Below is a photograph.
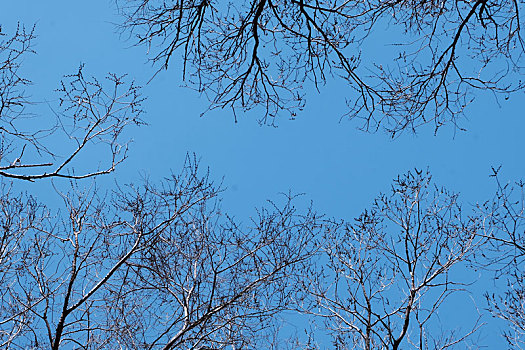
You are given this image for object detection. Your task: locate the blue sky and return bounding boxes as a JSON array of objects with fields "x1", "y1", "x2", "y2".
[{"x1": 2, "y1": 1, "x2": 524, "y2": 347}]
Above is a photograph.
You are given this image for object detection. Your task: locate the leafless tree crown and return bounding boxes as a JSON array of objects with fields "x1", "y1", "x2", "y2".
[
  {"x1": 118, "y1": 0, "x2": 524, "y2": 133},
  {"x1": 0, "y1": 25, "x2": 144, "y2": 181},
  {"x1": 480, "y1": 168, "x2": 525, "y2": 349},
  {"x1": 301, "y1": 170, "x2": 484, "y2": 349},
  {"x1": 0, "y1": 157, "x2": 323, "y2": 349}
]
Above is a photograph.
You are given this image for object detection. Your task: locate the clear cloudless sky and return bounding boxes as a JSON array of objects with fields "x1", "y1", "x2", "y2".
[{"x1": 2, "y1": 1, "x2": 524, "y2": 347}]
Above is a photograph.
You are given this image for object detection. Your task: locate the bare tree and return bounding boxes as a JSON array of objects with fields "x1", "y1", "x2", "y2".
[
  {"x1": 0, "y1": 184, "x2": 50, "y2": 347},
  {"x1": 116, "y1": 0, "x2": 524, "y2": 133},
  {"x1": 0, "y1": 25, "x2": 144, "y2": 181},
  {"x1": 105, "y1": 186, "x2": 321, "y2": 349},
  {"x1": 0, "y1": 157, "x2": 322, "y2": 349},
  {"x1": 480, "y1": 168, "x2": 525, "y2": 349},
  {"x1": 300, "y1": 170, "x2": 484, "y2": 349}
]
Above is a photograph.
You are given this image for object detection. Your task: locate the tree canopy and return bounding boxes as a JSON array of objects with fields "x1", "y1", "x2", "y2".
[
  {"x1": 118, "y1": 0, "x2": 524, "y2": 134},
  {"x1": 0, "y1": 1, "x2": 524, "y2": 349}
]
